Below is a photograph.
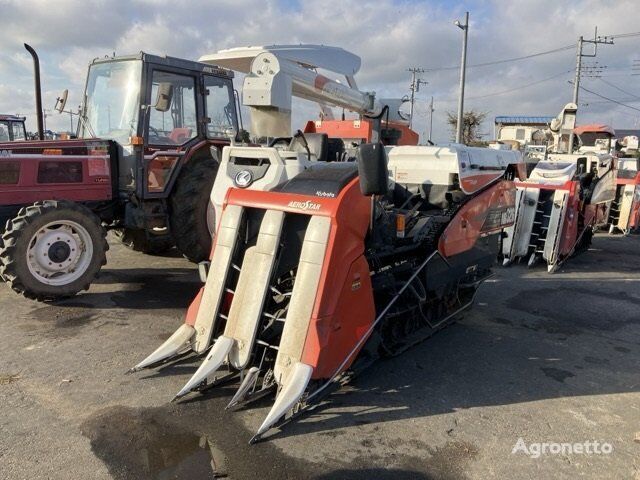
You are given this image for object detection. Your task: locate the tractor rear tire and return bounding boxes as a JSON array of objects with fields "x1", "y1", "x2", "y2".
[
  {"x1": 114, "y1": 228, "x2": 174, "y2": 255},
  {"x1": 169, "y1": 156, "x2": 218, "y2": 263},
  {"x1": 0, "y1": 200, "x2": 108, "y2": 301}
]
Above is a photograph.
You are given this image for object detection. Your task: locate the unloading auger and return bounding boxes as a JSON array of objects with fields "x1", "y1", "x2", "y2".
[{"x1": 132, "y1": 143, "x2": 524, "y2": 442}]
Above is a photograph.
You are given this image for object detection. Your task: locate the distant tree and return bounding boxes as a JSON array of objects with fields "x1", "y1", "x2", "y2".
[{"x1": 446, "y1": 110, "x2": 487, "y2": 144}]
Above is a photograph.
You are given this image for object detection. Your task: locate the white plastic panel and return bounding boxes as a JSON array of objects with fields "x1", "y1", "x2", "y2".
[
  {"x1": 274, "y1": 216, "x2": 331, "y2": 386},
  {"x1": 226, "y1": 210, "x2": 285, "y2": 369},
  {"x1": 193, "y1": 204, "x2": 244, "y2": 353},
  {"x1": 513, "y1": 188, "x2": 541, "y2": 258},
  {"x1": 589, "y1": 168, "x2": 616, "y2": 205},
  {"x1": 503, "y1": 187, "x2": 540, "y2": 259},
  {"x1": 617, "y1": 184, "x2": 635, "y2": 230},
  {"x1": 387, "y1": 144, "x2": 521, "y2": 194},
  {"x1": 543, "y1": 191, "x2": 569, "y2": 264},
  {"x1": 209, "y1": 145, "x2": 315, "y2": 234}
]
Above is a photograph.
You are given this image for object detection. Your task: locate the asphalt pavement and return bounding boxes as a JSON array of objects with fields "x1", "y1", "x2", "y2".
[{"x1": 0, "y1": 233, "x2": 638, "y2": 479}]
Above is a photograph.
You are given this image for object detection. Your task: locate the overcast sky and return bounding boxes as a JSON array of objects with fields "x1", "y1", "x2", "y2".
[{"x1": 1, "y1": 0, "x2": 639, "y2": 142}]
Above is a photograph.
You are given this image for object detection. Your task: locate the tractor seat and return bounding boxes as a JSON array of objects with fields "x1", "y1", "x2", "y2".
[
  {"x1": 169, "y1": 128, "x2": 193, "y2": 144},
  {"x1": 289, "y1": 133, "x2": 329, "y2": 162}
]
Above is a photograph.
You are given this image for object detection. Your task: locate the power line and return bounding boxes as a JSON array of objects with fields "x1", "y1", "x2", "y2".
[
  {"x1": 467, "y1": 70, "x2": 572, "y2": 100},
  {"x1": 422, "y1": 30, "x2": 640, "y2": 74},
  {"x1": 598, "y1": 78, "x2": 640, "y2": 100},
  {"x1": 423, "y1": 44, "x2": 575, "y2": 72},
  {"x1": 608, "y1": 30, "x2": 640, "y2": 39},
  {"x1": 578, "y1": 84, "x2": 640, "y2": 112}
]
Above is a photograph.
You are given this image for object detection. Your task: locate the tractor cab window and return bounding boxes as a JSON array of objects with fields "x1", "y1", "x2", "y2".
[
  {"x1": 148, "y1": 71, "x2": 198, "y2": 145},
  {"x1": 11, "y1": 122, "x2": 26, "y2": 141},
  {"x1": 81, "y1": 60, "x2": 143, "y2": 144},
  {"x1": 204, "y1": 75, "x2": 237, "y2": 138},
  {"x1": 0, "y1": 122, "x2": 9, "y2": 142}
]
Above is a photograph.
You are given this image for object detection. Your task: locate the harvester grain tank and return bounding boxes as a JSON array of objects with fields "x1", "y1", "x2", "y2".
[{"x1": 133, "y1": 143, "x2": 525, "y2": 442}]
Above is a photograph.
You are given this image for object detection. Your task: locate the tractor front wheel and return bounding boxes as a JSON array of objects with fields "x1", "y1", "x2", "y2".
[
  {"x1": 0, "y1": 200, "x2": 108, "y2": 301},
  {"x1": 169, "y1": 156, "x2": 218, "y2": 263}
]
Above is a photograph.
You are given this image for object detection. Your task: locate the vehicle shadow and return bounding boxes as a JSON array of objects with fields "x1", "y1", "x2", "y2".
[
  {"x1": 267, "y1": 272, "x2": 640, "y2": 442},
  {"x1": 315, "y1": 468, "x2": 431, "y2": 480},
  {"x1": 51, "y1": 267, "x2": 201, "y2": 310}
]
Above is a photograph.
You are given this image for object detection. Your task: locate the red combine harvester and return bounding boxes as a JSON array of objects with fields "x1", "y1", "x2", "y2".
[
  {"x1": 502, "y1": 121, "x2": 617, "y2": 272},
  {"x1": 0, "y1": 49, "x2": 239, "y2": 300},
  {"x1": 0, "y1": 115, "x2": 27, "y2": 142},
  {"x1": 133, "y1": 143, "x2": 524, "y2": 442}
]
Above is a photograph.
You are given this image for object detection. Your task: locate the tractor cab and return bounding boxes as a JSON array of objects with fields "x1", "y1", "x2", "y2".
[
  {"x1": 78, "y1": 53, "x2": 238, "y2": 197},
  {"x1": 0, "y1": 115, "x2": 27, "y2": 142}
]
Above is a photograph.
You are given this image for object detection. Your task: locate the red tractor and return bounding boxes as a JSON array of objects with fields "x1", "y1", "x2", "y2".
[{"x1": 0, "y1": 50, "x2": 240, "y2": 300}]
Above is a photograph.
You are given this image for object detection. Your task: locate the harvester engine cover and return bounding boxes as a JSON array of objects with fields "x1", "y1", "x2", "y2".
[{"x1": 133, "y1": 144, "x2": 524, "y2": 442}]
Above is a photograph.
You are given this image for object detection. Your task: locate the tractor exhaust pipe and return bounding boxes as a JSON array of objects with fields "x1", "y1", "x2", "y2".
[{"x1": 24, "y1": 43, "x2": 44, "y2": 140}]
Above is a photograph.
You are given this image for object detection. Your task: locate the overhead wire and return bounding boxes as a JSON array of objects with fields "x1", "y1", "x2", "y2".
[
  {"x1": 422, "y1": 30, "x2": 640, "y2": 73},
  {"x1": 423, "y1": 44, "x2": 575, "y2": 72},
  {"x1": 597, "y1": 78, "x2": 640, "y2": 100},
  {"x1": 466, "y1": 70, "x2": 573, "y2": 100},
  {"x1": 578, "y1": 84, "x2": 640, "y2": 112}
]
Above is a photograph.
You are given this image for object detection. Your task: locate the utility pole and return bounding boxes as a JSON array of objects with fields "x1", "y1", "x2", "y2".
[
  {"x1": 568, "y1": 28, "x2": 614, "y2": 152},
  {"x1": 407, "y1": 67, "x2": 426, "y2": 129},
  {"x1": 454, "y1": 11, "x2": 469, "y2": 144},
  {"x1": 427, "y1": 96, "x2": 434, "y2": 143}
]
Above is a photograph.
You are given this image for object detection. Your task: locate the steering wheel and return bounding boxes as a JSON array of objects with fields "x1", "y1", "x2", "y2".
[
  {"x1": 268, "y1": 137, "x2": 292, "y2": 148},
  {"x1": 148, "y1": 125, "x2": 162, "y2": 138}
]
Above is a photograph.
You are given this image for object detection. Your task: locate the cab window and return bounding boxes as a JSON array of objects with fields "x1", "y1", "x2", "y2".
[
  {"x1": 148, "y1": 71, "x2": 198, "y2": 145},
  {"x1": 11, "y1": 122, "x2": 26, "y2": 141},
  {"x1": 204, "y1": 76, "x2": 237, "y2": 138},
  {"x1": 0, "y1": 122, "x2": 9, "y2": 142}
]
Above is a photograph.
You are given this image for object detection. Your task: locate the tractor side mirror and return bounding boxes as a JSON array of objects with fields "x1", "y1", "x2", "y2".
[
  {"x1": 154, "y1": 83, "x2": 173, "y2": 112},
  {"x1": 357, "y1": 142, "x2": 388, "y2": 196},
  {"x1": 55, "y1": 89, "x2": 68, "y2": 113}
]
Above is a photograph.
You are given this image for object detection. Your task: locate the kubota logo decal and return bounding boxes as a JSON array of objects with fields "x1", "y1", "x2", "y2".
[{"x1": 287, "y1": 200, "x2": 322, "y2": 211}]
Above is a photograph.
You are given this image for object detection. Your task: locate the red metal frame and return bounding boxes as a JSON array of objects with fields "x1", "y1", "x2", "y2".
[{"x1": 0, "y1": 139, "x2": 113, "y2": 205}]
